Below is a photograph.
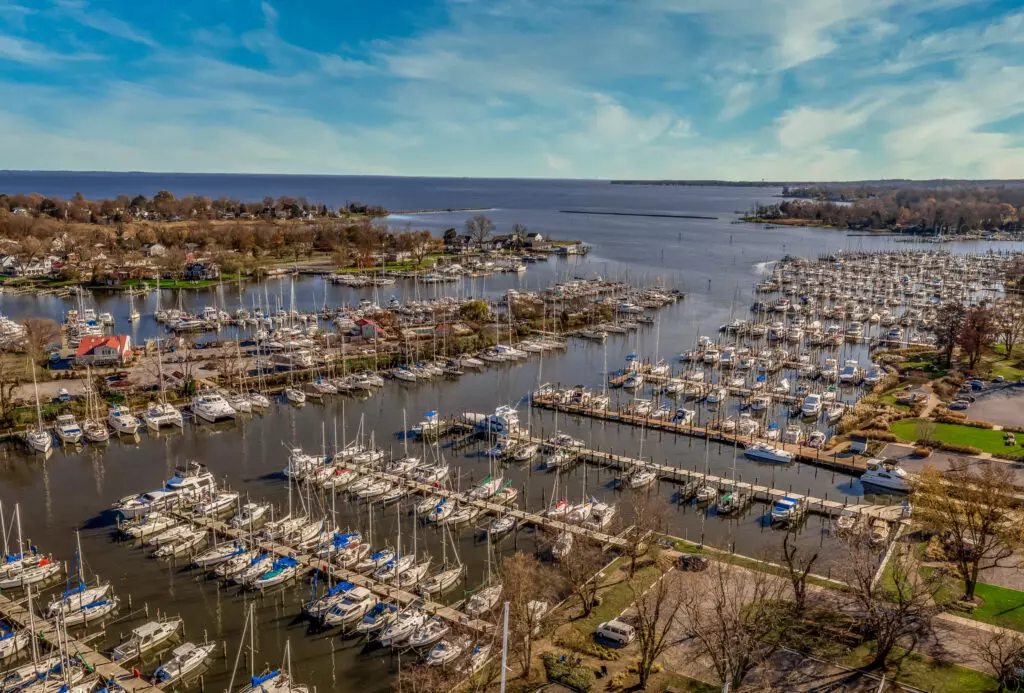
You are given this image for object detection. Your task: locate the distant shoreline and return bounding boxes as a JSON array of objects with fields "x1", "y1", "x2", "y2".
[
  {"x1": 389, "y1": 207, "x2": 493, "y2": 215},
  {"x1": 560, "y1": 209, "x2": 717, "y2": 220}
]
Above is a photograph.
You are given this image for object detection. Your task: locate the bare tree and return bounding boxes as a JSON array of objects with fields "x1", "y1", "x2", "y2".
[
  {"x1": 628, "y1": 554, "x2": 684, "y2": 689},
  {"x1": 912, "y1": 461, "x2": 1021, "y2": 601},
  {"x1": 393, "y1": 662, "x2": 459, "y2": 693},
  {"x1": 841, "y1": 536, "x2": 941, "y2": 668},
  {"x1": 501, "y1": 551, "x2": 555, "y2": 677},
  {"x1": 781, "y1": 532, "x2": 819, "y2": 618},
  {"x1": 622, "y1": 491, "x2": 668, "y2": 577},
  {"x1": 0, "y1": 355, "x2": 25, "y2": 423},
  {"x1": 558, "y1": 543, "x2": 607, "y2": 618},
  {"x1": 465, "y1": 215, "x2": 495, "y2": 248},
  {"x1": 20, "y1": 317, "x2": 60, "y2": 364},
  {"x1": 974, "y1": 628, "x2": 1024, "y2": 693},
  {"x1": 676, "y1": 561, "x2": 788, "y2": 690}
]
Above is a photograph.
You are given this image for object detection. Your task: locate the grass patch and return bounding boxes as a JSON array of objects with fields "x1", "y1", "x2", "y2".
[
  {"x1": 657, "y1": 673, "x2": 719, "y2": 693},
  {"x1": 922, "y1": 567, "x2": 1024, "y2": 632},
  {"x1": 669, "y1": 538, "x2": 846, "y2": 590},
  {"x1": 839, "y1": 644, "x2": 998, "y2": 692},
  {"x1": 570, "y1": 560, "x2": 660, "y2": 636},
  {"x1": 890, "y1": 419, "x2": 1024, "y2": 458}
]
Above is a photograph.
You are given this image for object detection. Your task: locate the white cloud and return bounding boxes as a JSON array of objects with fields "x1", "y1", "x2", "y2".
[
  {"x1": 721, "y1": 81, "x2": 756, "y2": 119},
  {"x1": 775, "y1": 106, "x2": 868, "y2": 149},
  {"x1": 0, "y1": 33, "x2": 96, "y2": 64},
  {"x1": 882, "y1": 11, "x2": 1024, "y2": 73}
]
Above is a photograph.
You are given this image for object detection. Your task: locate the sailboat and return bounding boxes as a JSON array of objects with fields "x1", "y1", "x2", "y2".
[
  {"x1": 420, "y1": 522, "x2": 463, "y2": 594},
  {"x1": 24, "y1": 361, "x2": 52, "y2": 454},
  {"x1": 128, "y1": 291, "x2": 140, "y2": 323},
  {"x1": 0, "y1": 503, "x2": 62, "y2": 589},
  {"x1": 80, "y1": 365, "x2": 109, "y2": 443},
  {"x1": 145, "y1": 338, "x2": 184, "y2": 430},
  {"x1": 465, "y1": 534, "x2": 502, "y2": 618},
  {"x1": 46, "y1": 530, "x2": 119, "y2": 626},
  {"x1": 233, "y1": 605, "x2": 309, "y2": 693}
]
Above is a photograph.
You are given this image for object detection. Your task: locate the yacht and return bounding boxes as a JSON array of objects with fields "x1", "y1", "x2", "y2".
[
  {"x1": 111, "y1": 618, "x2": 182, "y2": 661},
  {"x1": 743, "y1": 442, "x2": 795, "y2": 464},
  {"x1": 860, "y1": 459, "x2": 911, "y2": 492},
  {"x1": 144, "y1": 401, "x2": 184, "y2": 430},
  {"x1": 54, "y1": 414, "x2": 83, "y2": 445},
  {"x1": 770, "y1": 496, "x2": 806, "y2": 525},
  {"x1": 153, "y1": 642, "x2": 218, "y2": 685},
  {"x1": 108, "y1": 405, "x2": 141, "y2": 436},
  {"x1": 322, "y1": 585, "x2": 376, "y2": 627},
  {"x1": 839, "y1": 360, "x2": 861, "y2": 384},
  {"x1": 191, "y1": 391, "x2": 236, "y2": 423},
  {"x1": 800, "y1": 393, "x2": 822, "y2": 418}
]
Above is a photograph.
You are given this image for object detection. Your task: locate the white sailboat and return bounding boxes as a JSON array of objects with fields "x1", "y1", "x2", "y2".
[{"x1": 24, "y1": 362, "x2": 52, "y2": 454}]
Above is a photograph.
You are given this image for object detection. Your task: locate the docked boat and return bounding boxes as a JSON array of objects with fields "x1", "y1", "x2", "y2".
[
  {"x1": 145, "y1": 401, "x2": 184, "y2": 430},
  {"x1": 407, "y1": 617, "x2": 450, "y2": 648},
  {"x1": 354, "y1": 602, "x2": 399, "y2": 635},
  {"x1": 770, "y1": 496, "x2": 806, "y2": 525},
  {"x1": 153, "y1": 642, "x2": 217, "y2": 684},
  {"x1": 121, "y1": 512, "x2": 177, "y2": 540},
  {"x1": 426, "y1": 637, "x2": 470, "y2": 667},
  {"x1": 191, "y1": 391, "x2": 236, "y2": 423},
  {"x1": 54, "y1": 414, "x2": 83, "y2": 446},
  {"x1": 378, "y1": 608, "x2": 427, "y2": 647},
  {"x1": 743, "y1": 442, "x2": 795, "y2": 464},
  {"x1": 251, "y1": 556, "x2": 301, "y2": 590},
  {"x1": 152, "y1": 529, "x2": 207, "y2": 558},
  {"x1": 800, "y1": 393, "x2": 822, "y2": 418},
  {"x1": 111, "y1": 617, "x2": 182, "y2": 661},
  {"x1": 108, "y1": 405, "x2": 141, "y2": 436},
  {"x1": 193, "y1": 541, "x2": 248, "y2": 568},
  {"x1": 860, "y1": 459, "x2": 911, "y2": 492},
  {"x1": 627, "y1": 467, "x2": 657, "y2": 489},
  {"x1": 465, "y1": 584, "x2": 502, "y2": 618},
  {"x1": 322, "y1": 585, "x2": 376, "y2": 627},
  {"x1": 229, "y1": 502, "x2": 271, "y2": 529}
]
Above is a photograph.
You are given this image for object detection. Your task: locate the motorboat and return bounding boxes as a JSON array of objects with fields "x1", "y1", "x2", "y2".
[
  {"x1": 354, "y1": 602, "x2": 399, "y2": 635},
  {"x1": 800, "y1": 393, "x2": 822, "y2": 418},
  {"x1": 54, "y1": 414, "x2": 83, "y2": 445},
  {"x1": 121, "y1": 512, "x2": 177, "y2": 540},
  {"x1": 107, "y1": 405, "x2": 141, "y2": 436},
  {"x1": 152, "y1": 529, "x2": 207, "y2": 558},
  {"x1": 427, "y1": 637, "x2": 469, "y2": 667},
  {"x1": 154, "y1": 642, "x2": 218, "y2": 684},
  {"x1": 743, "y1": 442, "x2": 795, "y2": 464},
  {"x1": 112, "y1": 618, "x2": 182, "y2": 661},
  {"x1": 192, "y1": 391, "x2": 236, "y2": 423},
  {"x1": 860, "y1": 459, "x2": 911, "y2": 492},
  {"x1": 195, "y1": 491, "x2": 239, "y2": 516},
  {"x1": 378, "y1": 608, "x2": 427, "y2": 647},
  {"x1": 770, "y1": 496, "x2": 805, "y2": 525},
  {"x1": 322, "y1": 585, "x2": 376, "y2": 627}
]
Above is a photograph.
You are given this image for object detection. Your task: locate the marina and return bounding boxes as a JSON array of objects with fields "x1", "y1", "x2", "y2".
[{"x1": 2, "y1": 179, "x2": 1023, "y2": 693}]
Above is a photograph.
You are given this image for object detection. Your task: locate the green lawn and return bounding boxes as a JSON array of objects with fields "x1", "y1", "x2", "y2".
[
  {"x1": 840, "y1": 644, "x2": 998, "y2": 692},
  {"x1": 923, "y1": 568, "x2": 1024, "y2": 632},
  {"x1": 659, "y1": 673, "x2": 719, "y2": 693},
  {"x1": 570, "y1": 560, "x2": 660, "y2": 636},
  {"x1": 890, "y1": 419, "x2": 1024, "y2": 458}
]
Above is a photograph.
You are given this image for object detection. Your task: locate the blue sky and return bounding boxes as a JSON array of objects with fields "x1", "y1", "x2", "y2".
[{"x1": 1, "y1": 0, "x2": 1022, "y2": 179}]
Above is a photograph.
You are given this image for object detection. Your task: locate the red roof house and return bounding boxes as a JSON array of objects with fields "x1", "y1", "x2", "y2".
[{"x1": 74, "y1": 335, "x2": 132, "y2": 367}]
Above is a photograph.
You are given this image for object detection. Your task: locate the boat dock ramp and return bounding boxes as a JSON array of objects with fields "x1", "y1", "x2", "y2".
[{"x1": 0, "y1": 591, "x2": 165, "y2": 693}]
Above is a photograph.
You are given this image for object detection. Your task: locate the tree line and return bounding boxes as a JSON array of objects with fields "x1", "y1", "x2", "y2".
[
  {"x1": 0, "y1": 190, "x2": 388, "y2": 223},
  {"x1": 754, "y1": 185, "x2": 1024, "y2": 234}
]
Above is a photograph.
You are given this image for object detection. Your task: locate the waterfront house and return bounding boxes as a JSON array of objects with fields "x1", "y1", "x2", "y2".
[
  {"x1": 75, "y1": 335, "x2": 132, "y2": 367},
  {"x1": 185, "y1": 262, "x2": 221, "y2": 281},
  {"x1": 354, "y1": 318, "x2": 382, "y2": 340}
]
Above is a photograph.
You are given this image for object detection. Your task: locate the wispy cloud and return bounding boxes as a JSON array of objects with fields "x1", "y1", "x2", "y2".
[{"x1": 54, "y1": 0, "x2": 157, "y2": 47}]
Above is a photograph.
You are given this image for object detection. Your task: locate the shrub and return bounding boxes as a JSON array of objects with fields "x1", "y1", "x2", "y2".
[
  {"x1": 935, "y1": 410, "x2": 967, "y2": 421},
  {"x1": 935, "y1": 416, "x2": 993, "y2": 429},
  {"x1": 912, "y1": 446, "x2": 933, "y2": 458},
  {"x1": 849, "y1": 429, "x2": 899, "y2": 442},
  {"x1": 542, "y1": 652, "x2": 595, "y2": 692},
  {"x1": 936, "y1": 442, "x2": 983, "y2": 455},
  {"x1": 553, "y1": 631, "x2": 620, "y2": 661}
]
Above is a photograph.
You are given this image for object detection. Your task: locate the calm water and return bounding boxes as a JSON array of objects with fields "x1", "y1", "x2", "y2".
[{"x1": 1, "y1": 174, "x2": 1019, "y2": 692}]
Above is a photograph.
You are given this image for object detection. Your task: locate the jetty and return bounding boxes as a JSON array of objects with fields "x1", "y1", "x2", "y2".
[{"x1": 0, "y1": 592, "x2": 164, "y2": 692}]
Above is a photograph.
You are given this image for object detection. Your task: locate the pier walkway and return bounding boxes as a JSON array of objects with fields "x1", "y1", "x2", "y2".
[
  {"x1": 171, "y1": 512, "x2": 494, "y2": 634},
  {"x1": 530, "y1": 395, "x2": 873, "y2": 473},
  {"x1": 0, "y1": 592, "x2": 163, "y2": 692}
]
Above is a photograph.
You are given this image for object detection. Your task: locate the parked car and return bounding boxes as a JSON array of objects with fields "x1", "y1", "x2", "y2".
[
  {"x1": 596, "y1": 620, "x2": 636, "y2": 646},
  {"x1": 677, "y1": 554, "x2": 709, "y2": 572}
]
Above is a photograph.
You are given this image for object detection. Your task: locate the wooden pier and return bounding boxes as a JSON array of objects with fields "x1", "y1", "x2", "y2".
[
  {"x1": 170, "y1": 511, "x2": 495, "y2": 634},
  {"x1": 0, "y1": 592, "x2": 164, "y2": 692},
  {"x1": 530, "y1": 395, "x2": 873, "y2": 473}
]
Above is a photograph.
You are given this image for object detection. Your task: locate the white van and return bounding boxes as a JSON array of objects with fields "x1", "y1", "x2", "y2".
[{"x1": 596, "y1": 619, "x2": 635, "y2": 646}]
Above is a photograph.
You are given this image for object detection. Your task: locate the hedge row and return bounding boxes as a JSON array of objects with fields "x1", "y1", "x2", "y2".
[
  {"x1": 934, "y1": 415, "x2": 994, "y2": 429},
  {"x1": 849, "y1": 429, "x2": 899, "y2": 442},
  {"x1": 542, "y1": 653, "x2": 596, "y2": 692}
]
